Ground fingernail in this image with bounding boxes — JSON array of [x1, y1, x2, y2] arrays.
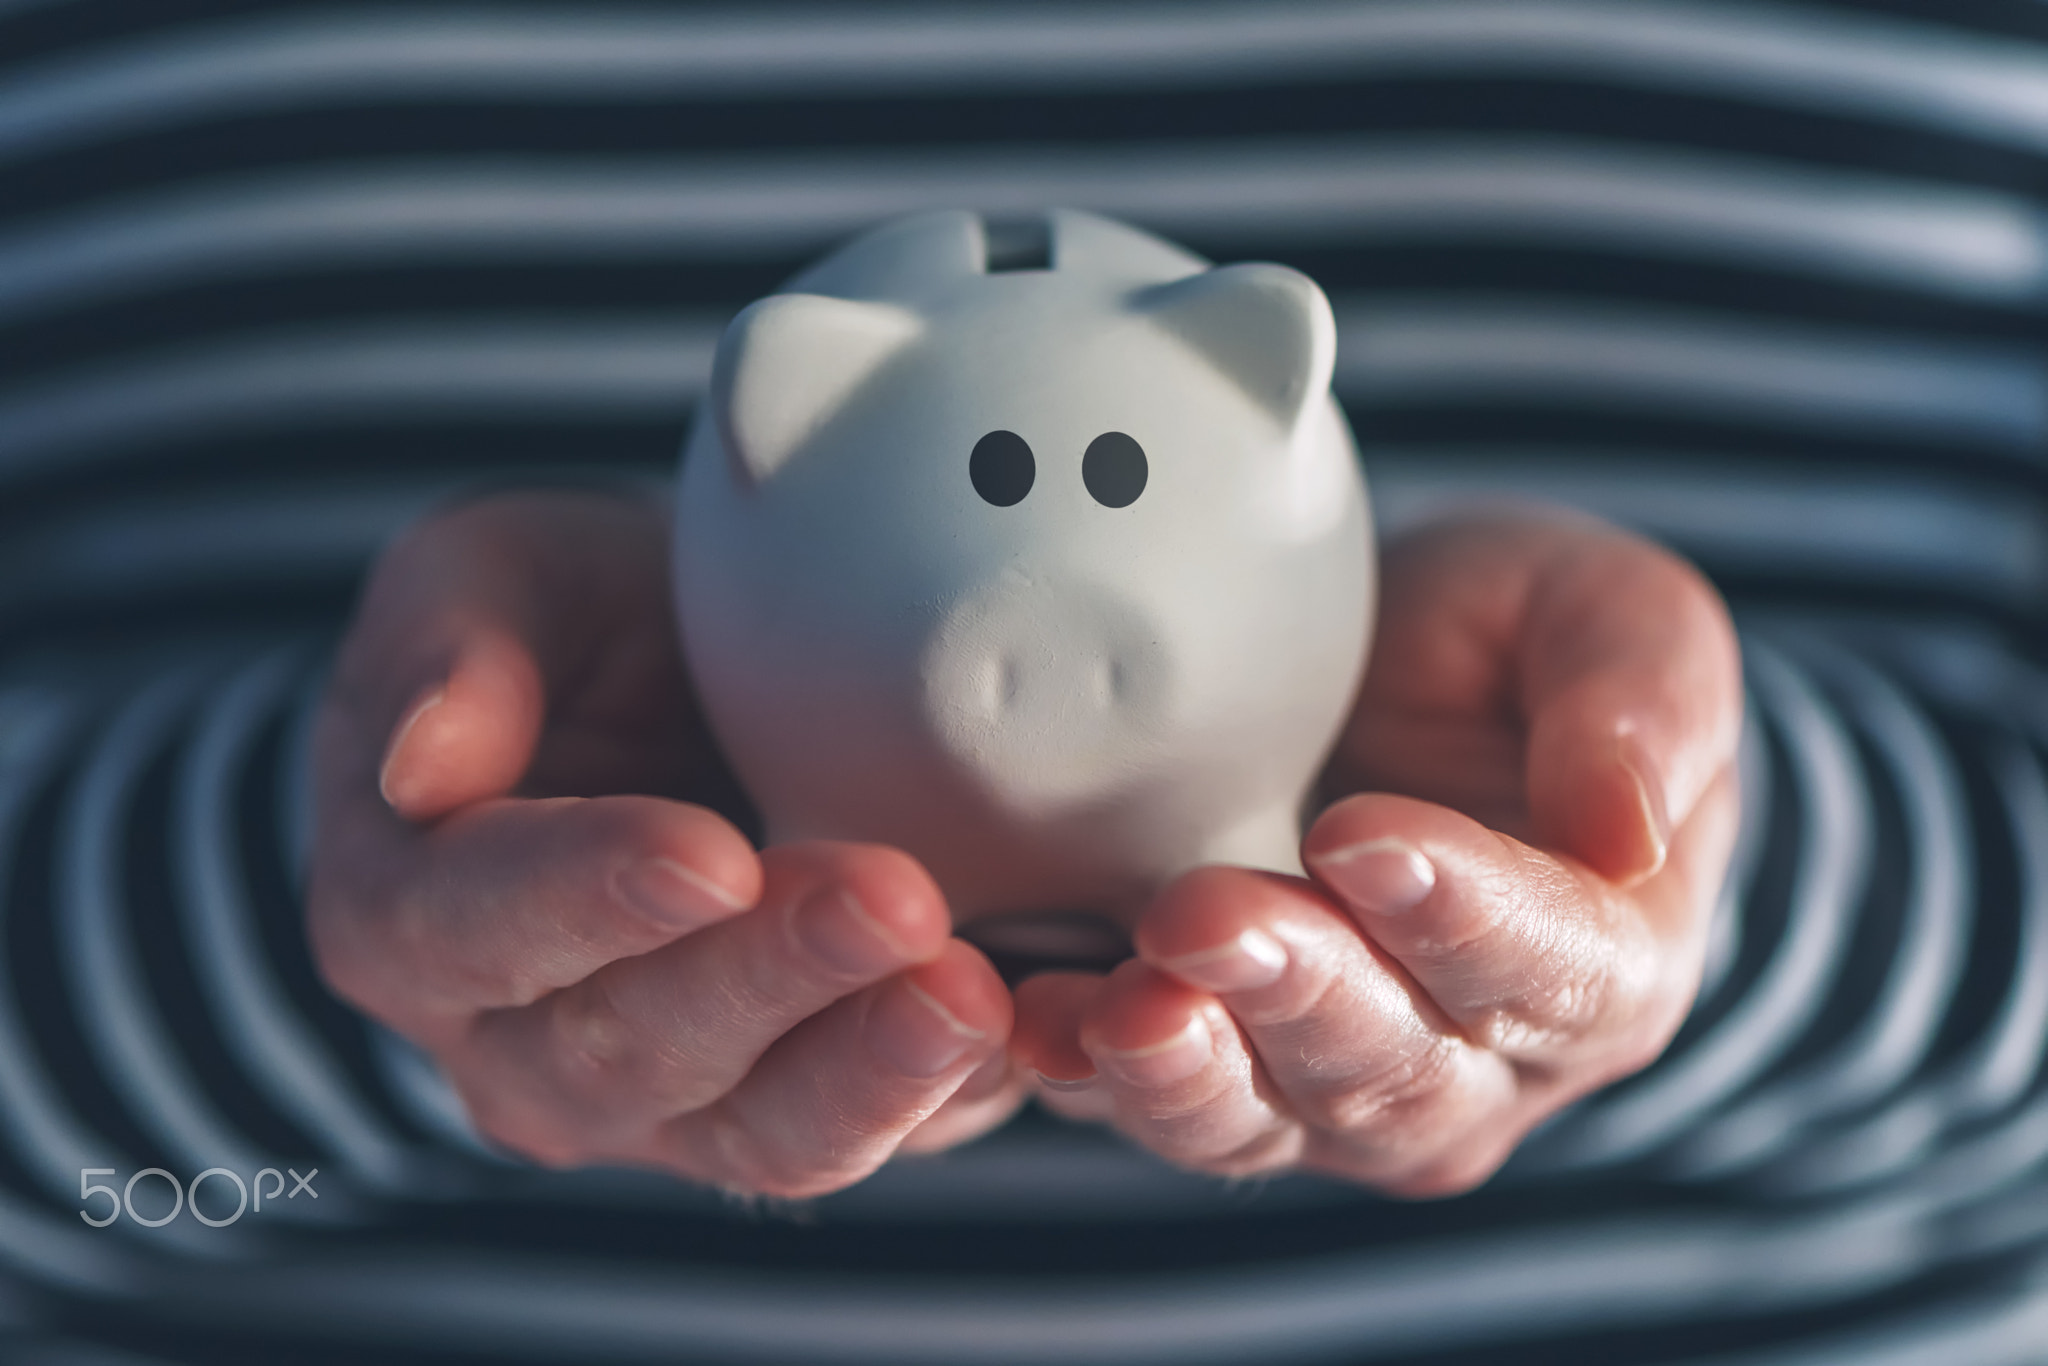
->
[[1029, 1069, 1099, 1094], [1309, 837, 1435, 916], [1157, 928, 1288, 993], [794, 886, 915, 977], [377, 687, 444, 810], [1617, 735, 1671, 877], [613, 856, 748, 930], [866, 979, 988, 1078], [1090, 1013, 1213, 1088]]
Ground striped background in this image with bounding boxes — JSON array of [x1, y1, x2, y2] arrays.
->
[[1, 2, 2046, 1362]]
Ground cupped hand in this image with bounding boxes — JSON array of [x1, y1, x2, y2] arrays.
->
[[306, 490, 1020, 1198], [1011, 511, 1743, 1194]]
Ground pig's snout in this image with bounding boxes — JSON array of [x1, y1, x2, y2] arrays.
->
[[920, 574, 1173, 810]]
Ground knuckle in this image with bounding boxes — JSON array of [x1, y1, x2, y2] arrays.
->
[[547, 980, 643, 1090], [1505, 930, 1663, 1062], [547, 977, 719, 1113], [1456, 895, 1656, 1060], [1471, 976, 1605, 1055], [1299, 1038, 1465, 1140]]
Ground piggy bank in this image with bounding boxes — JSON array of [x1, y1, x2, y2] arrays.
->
[[672, 209, 1372, 925]]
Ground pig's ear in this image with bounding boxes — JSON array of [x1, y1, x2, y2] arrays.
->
[[1137, 264, 1335, 430], [711, 293, 922, 486]]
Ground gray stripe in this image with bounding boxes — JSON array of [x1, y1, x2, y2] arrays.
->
[[1786, 650, 1972, 1107], [2, 450, 2039, 617], [56, 668, 280, 1195], [180, 1193, 2037, 1364], [1, 141, 2040, 322], [1549, 641, 1870, 1167], [0, 319, 717, 481], [0, 1340, 189, 1366], [1337, 300, 2048, 449], [1959, 737, 2048, 1114], [1370, 453, 2048, 609], [174, 647, 420, 1190], [2, 304, 2039, 481], [1698, 704, 1774, 1002], [0, 476, 496, 618], [0, 690, 113, 1197], [0, 684, 154, 1288], [0, 1186, 139, 1296], [1760, 730, 2048, 1197], [1680, 1266, 2048, 1366], [1672, 646, 1971, 1179], [4, 3, 2047, 163]]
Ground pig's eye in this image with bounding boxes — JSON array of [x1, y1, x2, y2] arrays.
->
[[1083, 432, 1147, 508], [970, 430, 1035, 507]]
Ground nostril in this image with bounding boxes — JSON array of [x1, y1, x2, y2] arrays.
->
[[968, 654, 1026, 718], [1087, 656, 1128, 710]]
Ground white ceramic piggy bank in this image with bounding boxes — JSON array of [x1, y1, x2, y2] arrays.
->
[[673, 209, 1372, 924]]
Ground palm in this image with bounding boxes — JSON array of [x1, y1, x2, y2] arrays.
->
[[1322, 521, 1554, 845]]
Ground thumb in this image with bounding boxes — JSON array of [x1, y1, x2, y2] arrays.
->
[[376, 622, 545, 822], [1520, 535, 1740, 885]]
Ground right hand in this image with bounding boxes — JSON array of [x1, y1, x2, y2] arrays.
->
[[306, 490, 1019, 1198]]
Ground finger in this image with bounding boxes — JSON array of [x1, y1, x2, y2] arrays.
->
[[1011, 973, 1103, 1084], [1303, 792, 1711, 1073], [320, 491, 682, 824], [898, 1054, 1031, 1155], [1514, 522, 1742, 882], [651, 941, 1012, 1198], [1011, 973, 1117, 1123], [1074, 960, 1304, 1177], [375, 629, 545, 821], [309, 793, 761, 1033], [455, 842, 953, 1153], [1133, 865, 1516, 1176], [1299, 1101, 1536, 1197]]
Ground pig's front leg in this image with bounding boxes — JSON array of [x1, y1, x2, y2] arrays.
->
[[1197, 803, 1308, 879]]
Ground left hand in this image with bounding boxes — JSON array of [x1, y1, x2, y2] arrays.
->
[[1009, 510, 1743, 1195], [306, 491, 1021, 1199]]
